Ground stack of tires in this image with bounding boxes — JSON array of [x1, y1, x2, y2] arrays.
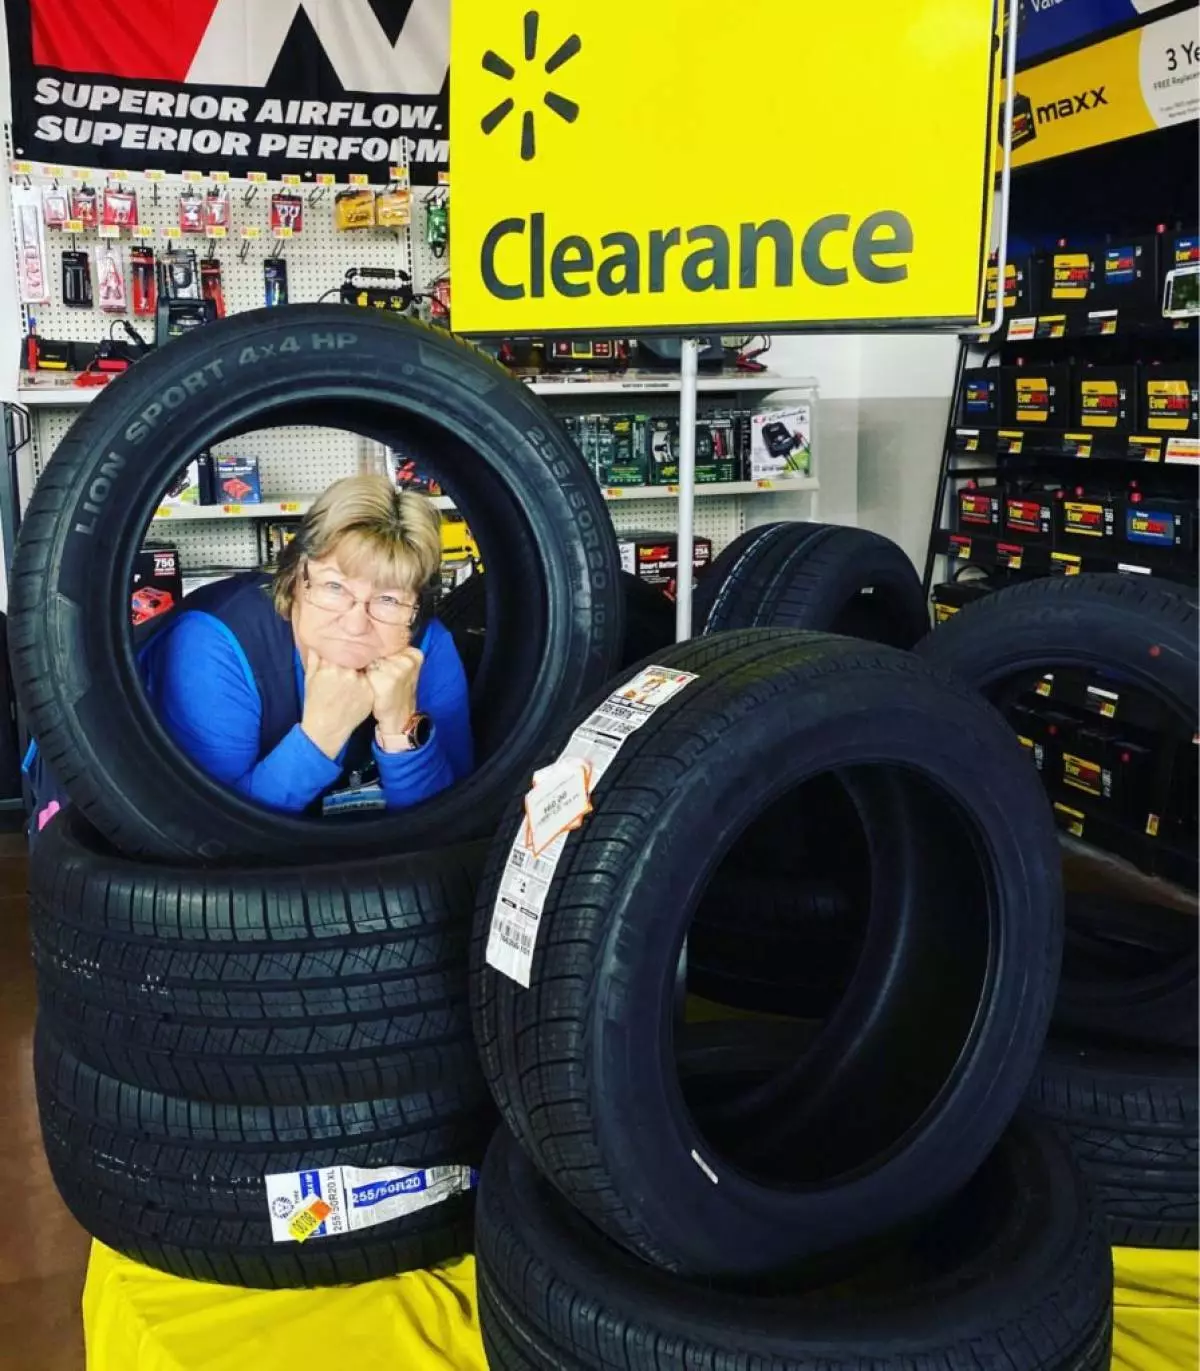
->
[[469, 627, 1116, 1370], [7, 309, 628, 1289], [920, 577, 1199, 1275]]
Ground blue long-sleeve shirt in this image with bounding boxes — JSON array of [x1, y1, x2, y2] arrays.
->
[[143, 611, 473, 814]]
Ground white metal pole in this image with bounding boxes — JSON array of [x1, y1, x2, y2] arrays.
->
[[674, 338, 700, 642]]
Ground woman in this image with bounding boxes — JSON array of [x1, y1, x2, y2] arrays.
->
[[142, 475, 472, 815]]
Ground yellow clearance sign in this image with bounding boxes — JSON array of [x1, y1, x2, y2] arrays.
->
[[450, 0, 1000, 335]]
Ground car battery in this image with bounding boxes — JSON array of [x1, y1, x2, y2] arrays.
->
[[1074, 365, 1138, 432], [1001, 365, 1070, 427], [1003, 484, 1055, 540], [1060, 726, 1155, 823], [1034, 244, 1096, 312], [931, 580, 991, 624], [955, 481, 1002, 532], [131, 544, 182, 629], [618, 530, 712, 599], [1141, 364, 1199, 437], [1055, 485, 1120, 542], [1095, 234, 1161, 313], [1007, 702, 1059, 775], [984, 254, 1031, 317], [1124, 492, 1196, 553], [957, 368, 1001, 427]]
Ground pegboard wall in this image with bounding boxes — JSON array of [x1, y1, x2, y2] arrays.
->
[[11, 149, 816, 569]]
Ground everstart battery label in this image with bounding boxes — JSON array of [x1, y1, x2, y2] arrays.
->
[[958, 491, 998, 527], [1006, 498, 1048, 535], [1126, 508, 1179, 547], [1062, 752, 1107, 798], [1175, 237, 1200, 266], [1080, 379, 1122, 428], [1063, 500, 1110, 538], [1052, 252, 1091, 300], [963, 379, 995, 419], [985, 263, 1020, 311], [1103, 246, 1139, 287], [1146, 380, 1192, 432], [1016, 377, 1052, 424]]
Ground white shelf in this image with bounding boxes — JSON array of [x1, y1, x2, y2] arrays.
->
[[18, 370, 818, 408], [147, 480, 815, 522], [526, 372, 817, 396]]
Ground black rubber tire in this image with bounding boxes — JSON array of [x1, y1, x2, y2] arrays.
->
[[475, 1118, 1113, 1371], [687, 876, 862, 1017], [471, 628, 1063, 1277], [1027, 1038, 1198, 1250], [917, 574, 1198, 885], [29, 813, 487, 1106], [695, 522, 929, 648], [1056, 893, 1198, 1050], [35, 1023, 489, 1288], [9, 306, 623, 864], [442, 570, 675, 685]]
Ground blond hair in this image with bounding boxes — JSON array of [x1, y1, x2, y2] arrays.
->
[[272, 475, 442, 617]]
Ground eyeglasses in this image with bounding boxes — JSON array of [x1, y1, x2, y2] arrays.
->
[[302, 571, 418, 626]]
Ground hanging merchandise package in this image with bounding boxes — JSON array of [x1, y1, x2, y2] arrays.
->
[[14, 186, 50, 303], [179, 189, 204, 234], [70, 184, 98, 228], [425, 198, 448, 257], [376, 187, 412, 228], [102, 186, 138, 229], [97, 244, 128, 314], [270, 192, 303, 235], [204, 187, 230, 233], [131, 246, 156, 316], [61, 249, 92, 308], [201, 259, 226, 317], [335, 187, 376, 230], [42, 185, 69, 227], [264, 258, 289, 307], [162, 249, 200, 300]]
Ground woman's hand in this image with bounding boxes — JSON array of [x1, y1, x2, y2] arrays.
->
[[367, 648, 424, 748], [300, 650, 375, 760]]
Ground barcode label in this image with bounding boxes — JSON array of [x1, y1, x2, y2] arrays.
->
[[485, 665, 698, 986]]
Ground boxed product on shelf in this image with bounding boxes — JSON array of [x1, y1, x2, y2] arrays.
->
[[1074, 365, 1138, 432], [439, 558, 475, 594], [749, 405, 812, 480], [388, 440, 444, 496], [1059, 725, 1155, 824], [1000, 365, 1071, 427], [1141, 364, 1199, 437], [214, 454, 262, 504], [1124, 492, 1196, 552], [440, 513, 478, 562], [1004, 484, 1056, 540], [956, 368, 1001, 427], [618, 530, 712, 598], [263, 521, 300, 563], [131, 544, 182, 628], [1034, 243, 1096, 312], [702, 412, 740, 483], [1007, 701, 1061, 775], [1054, 484, 1120, 542], [645, 416, 679, 485], [931, 580, 991, 624], [1095, 234, 1160, 313], [596, 414, 647, 487], [159, 459, 206, 508], [956, 481, 1003, 531]]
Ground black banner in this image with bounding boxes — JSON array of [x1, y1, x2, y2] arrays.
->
[[6, 0, 450, 184]]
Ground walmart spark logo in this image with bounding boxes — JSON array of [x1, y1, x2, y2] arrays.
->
[[481, 11, 582, 161]]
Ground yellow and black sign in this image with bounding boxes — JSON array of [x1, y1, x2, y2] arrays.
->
[[451, 0, 1000, 334], [1003, 9, 1199, 168]]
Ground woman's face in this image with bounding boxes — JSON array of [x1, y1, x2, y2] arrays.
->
[[292, 556, 417, 670]]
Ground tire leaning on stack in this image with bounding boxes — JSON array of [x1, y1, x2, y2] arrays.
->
[[917, 574, 1199, 1253], [9, 308, 626, 1287]]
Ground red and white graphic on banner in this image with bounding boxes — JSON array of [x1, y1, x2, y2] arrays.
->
[[9, 0, 450, 182]]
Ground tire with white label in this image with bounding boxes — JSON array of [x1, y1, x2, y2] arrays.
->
[[1027, 1038, 1198, 1250], [471, 629, 1063, 1277], [695, 522, 929, 647], [8, 306, 623, 864], [29, 813, 488, 1106], [36, 1023, 487, 1288], [476, 1117, 1113, 1371]]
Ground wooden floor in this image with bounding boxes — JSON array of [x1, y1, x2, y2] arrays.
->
[[0, 833, 89, 1370]]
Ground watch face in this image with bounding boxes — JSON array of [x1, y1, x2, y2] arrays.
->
[[409, 714, 433, 748]]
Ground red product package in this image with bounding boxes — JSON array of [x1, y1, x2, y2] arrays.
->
[[70, 185, 98, 227], [179, 189, 204, 233], [102, 187, 138, 228], [204, 187, 230, 230], [270, 192, 303, 235], [131, 246, 157, 316], [42, 187, 69, 227]]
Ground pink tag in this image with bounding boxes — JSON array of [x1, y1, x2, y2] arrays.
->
[[37, 800, 60, 832]]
